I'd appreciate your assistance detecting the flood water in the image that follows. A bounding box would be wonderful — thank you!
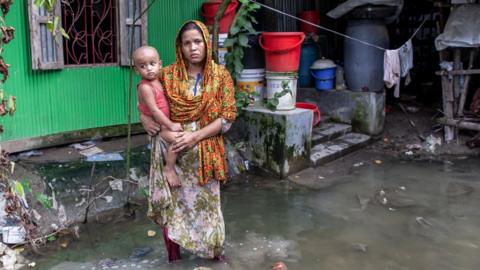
[28,156,480,270]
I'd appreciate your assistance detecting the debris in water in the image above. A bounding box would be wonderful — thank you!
[374,160,382,165]
[351,243,368,252]
[147,230,156,237]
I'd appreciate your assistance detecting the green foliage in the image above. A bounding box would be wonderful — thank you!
[47,235,57,242]
[265,80,293,111]
[36,193,52,209]
[34,0,69,39]
[224,0,260,115]
[224,0,260,79]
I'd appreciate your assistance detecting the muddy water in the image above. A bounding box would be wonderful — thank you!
[28,157,480,270]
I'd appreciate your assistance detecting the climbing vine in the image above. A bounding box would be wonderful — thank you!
[224,0,260,115]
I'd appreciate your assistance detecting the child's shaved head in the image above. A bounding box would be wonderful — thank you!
[133,46,160,65]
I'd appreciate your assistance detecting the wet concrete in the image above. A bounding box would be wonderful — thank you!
[25,156,480,270]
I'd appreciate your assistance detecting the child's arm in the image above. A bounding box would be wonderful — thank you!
[138,84,181,131]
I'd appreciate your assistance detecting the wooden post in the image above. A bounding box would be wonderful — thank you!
[452,48,462,115]
[212,0,232,64]
[457,49,477,116]
[441,74,455,142]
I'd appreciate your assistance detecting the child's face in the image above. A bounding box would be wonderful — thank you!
[134,49,162,81]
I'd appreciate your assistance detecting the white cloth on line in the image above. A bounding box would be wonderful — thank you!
[399,39,413,85]
[383,48,401,98]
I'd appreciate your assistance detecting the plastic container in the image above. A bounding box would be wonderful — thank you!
[266,72,298,110]
[311,58,337,91]
[259,32,305,72]
[2,226,26,244]
[298,39,319,87]
[237,68,265,106]
[202,0,239,33]
[242,33,265,69]
[298,11,320,34]
[296,102,321,126]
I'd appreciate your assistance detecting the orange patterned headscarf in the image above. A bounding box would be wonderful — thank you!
[159,20,237,185]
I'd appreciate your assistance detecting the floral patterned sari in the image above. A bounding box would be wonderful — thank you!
[147,20,236,259]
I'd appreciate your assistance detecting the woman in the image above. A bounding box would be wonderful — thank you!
[140,20,236,261]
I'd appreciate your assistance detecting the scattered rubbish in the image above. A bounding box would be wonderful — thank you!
[18,150,43,158]
[102,196,113,203]
[58,204,67,225]
[79,146,104,157]
[70,141,96,151]
[415,216,432,228]
[399,186,406,191]
[405,106,419,113]
[129,246,153,261]
[2,225,26,244]
[406,143,422,150]
[28,262,36,267]
[405,151,414,156]
[374,160,382,165]
[60,241,69,248]
[425,135,442,153]
[388,207,396,211]
[12,181,28,209]
[194,267,213,270]
[244,160,250,171]
[271,261,288,270]
[353,162,364,167]
[380,197,388,205]
[109,179,123,191]
[147,230,156,237]
[351,243,368,253]
[86,152,123,162]
[318,176,325,179]
[356,194,370,211]
[31,209,42,222]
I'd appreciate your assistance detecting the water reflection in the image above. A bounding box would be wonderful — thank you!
[29,158,480,270]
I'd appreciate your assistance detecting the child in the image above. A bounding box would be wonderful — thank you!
[133,46,182,187]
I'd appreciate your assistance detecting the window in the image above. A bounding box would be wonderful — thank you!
[27,0,148,70]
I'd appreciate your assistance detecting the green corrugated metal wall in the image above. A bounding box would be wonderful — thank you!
[0,0,205,142]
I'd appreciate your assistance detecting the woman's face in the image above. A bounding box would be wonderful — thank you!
[180,29,206,66]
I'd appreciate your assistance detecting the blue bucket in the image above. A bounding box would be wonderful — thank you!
[311,67,336,91]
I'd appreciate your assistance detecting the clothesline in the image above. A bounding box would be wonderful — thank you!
[248,0,428,51]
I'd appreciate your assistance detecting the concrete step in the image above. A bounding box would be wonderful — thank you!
[312,122,352,146]
[310,132,372,166]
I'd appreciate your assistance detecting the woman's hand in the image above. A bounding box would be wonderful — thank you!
[140,114,161,136]
[171,131,199,153]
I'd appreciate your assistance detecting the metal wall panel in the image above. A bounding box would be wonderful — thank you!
[1,0,204,142]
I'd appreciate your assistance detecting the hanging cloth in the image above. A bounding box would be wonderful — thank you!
[383,49,401,98]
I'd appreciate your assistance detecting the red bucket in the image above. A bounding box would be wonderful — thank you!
[259,32,305,72]
[296,102,321,126]
[298,10,320,34]
[202,0,239,33]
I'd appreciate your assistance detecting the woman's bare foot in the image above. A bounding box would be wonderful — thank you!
[271,261,287,270]
[164,166,181,187]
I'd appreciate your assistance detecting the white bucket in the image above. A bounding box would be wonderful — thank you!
[266,72,297,110]
[237,68,265,106]
[2,226,26,244]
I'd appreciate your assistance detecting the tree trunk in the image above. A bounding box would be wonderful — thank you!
[212,0,232,63]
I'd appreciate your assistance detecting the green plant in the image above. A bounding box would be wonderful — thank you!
[224,0,260,78]
[33,0,68,39]
[265,80,292,111]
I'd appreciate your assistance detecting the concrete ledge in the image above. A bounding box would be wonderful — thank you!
[298,88,385,135]
[1,124,146,153]
[242,107,313,178]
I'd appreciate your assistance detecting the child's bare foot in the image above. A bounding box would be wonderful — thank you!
[164,166,181,187]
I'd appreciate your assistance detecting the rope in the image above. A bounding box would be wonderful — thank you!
[249,0,429,52]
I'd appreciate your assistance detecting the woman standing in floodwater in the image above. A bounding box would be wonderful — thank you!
[140,20,236,261]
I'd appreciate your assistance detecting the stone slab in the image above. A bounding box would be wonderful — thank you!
[298,88,385,135]
[241,107,313,178]
[312,122,352,145]
[310,132,371,166]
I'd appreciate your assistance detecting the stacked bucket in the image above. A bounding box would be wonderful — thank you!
[260,32,305,110]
